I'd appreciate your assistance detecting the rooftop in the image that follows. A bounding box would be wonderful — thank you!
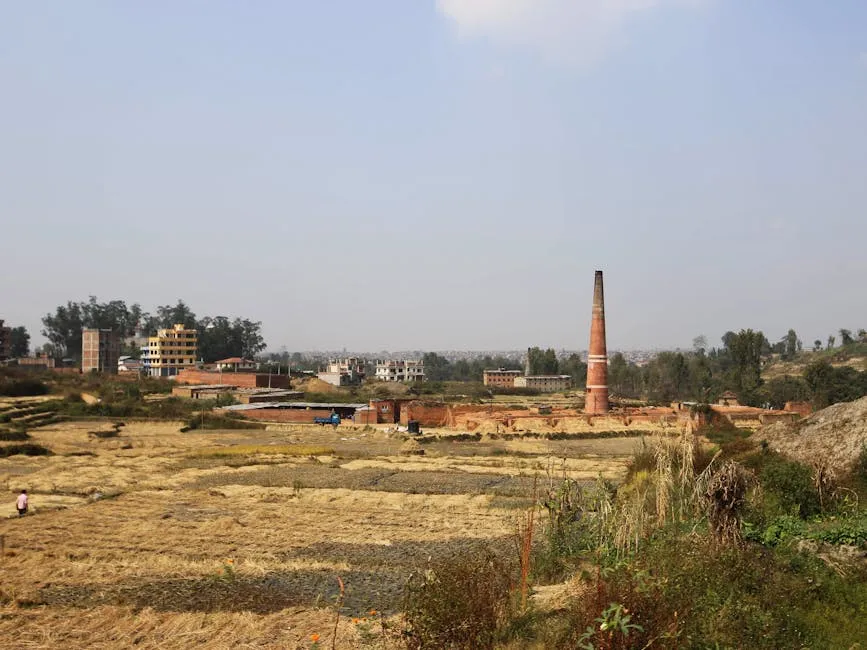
[221,401,367,411]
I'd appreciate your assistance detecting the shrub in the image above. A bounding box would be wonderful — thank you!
[401,549,516,649]
[761,458,821,518]
[0,443,52,457]
[0,379,49,397]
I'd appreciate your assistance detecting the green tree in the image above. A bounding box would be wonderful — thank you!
[155,300,197,330]
[9,326,30,357]
[41,301,85,359]
[813,339,822,352]
[527,347,558,375]
[197,316,266,362]
[608,352,640,399]
[721,329,767,405]
[782,329,800,360]
[560,353,587,387]
[803,361,867,409]
[839,329,855,346]
[42,297,143,360]
[762,376,810,409]
[421,352,452,381]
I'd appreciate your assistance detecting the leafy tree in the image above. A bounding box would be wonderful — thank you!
[858,329,867,344]
[839,329,855,346]
[198,316,265,362]
[42,297,265,363]
[608,352,640,399]
[155,300,197,330]
[42,297,143,360]
[827,335,835,350]
[560,353,587,387]
[803,360,867,409]
[41,301,84,359]
[643,352,690,403]
[813,339,822,352]
[9,326,30,357]
[782,329,800,360]
[422,352,452,382]
[721,329,767,405]
[762,376,810,410]
[527,347,559,375]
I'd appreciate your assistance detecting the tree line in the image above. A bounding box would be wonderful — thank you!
[609,329,867,409]
[39,297,266,363]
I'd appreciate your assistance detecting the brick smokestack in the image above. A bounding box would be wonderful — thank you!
[525,347,531,376]
[585,270,609,414]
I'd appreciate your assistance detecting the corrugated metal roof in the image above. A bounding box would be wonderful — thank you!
[221,402,367,411]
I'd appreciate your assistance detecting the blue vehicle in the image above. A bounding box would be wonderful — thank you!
[314,411,341,426]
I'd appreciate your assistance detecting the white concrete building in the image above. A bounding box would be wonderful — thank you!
[375,359,424,382]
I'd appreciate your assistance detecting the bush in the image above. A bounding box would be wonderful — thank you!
[401,549,517,649]
[761,458,821,518]
[0,379,49,397]
[0,443,52,457]
[557,531,819,650]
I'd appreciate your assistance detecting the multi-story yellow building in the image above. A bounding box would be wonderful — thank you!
[143,324,198,377]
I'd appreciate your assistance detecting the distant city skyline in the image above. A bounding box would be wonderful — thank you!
[2,2,865,352]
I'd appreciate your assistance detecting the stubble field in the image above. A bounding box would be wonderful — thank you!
[0,420,639,649]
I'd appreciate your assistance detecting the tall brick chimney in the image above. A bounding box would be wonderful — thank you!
[525,347,531,376]
[585,270,609,414]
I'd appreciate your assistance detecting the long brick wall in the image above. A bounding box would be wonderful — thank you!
[176,369,290,389]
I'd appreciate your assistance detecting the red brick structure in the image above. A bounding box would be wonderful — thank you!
[0,320,11,359]
[482,369,522,388]
[585,270,609,414]
[81,329,120,374]
[176,369,290,389]
[784,401,813,417]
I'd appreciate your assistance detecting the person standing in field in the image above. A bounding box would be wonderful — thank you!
[16,490,28,516]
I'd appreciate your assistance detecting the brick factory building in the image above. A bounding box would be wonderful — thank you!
[483,369,523,388]
[375,359,425,382]
[514,375,572,393]
[81,328,120,374]
[142,324,198,377]
[0,320,10,360]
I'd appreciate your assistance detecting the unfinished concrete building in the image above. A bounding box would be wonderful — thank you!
[0,320,10,360]
[585,270,610,414]
[81,328,120,374]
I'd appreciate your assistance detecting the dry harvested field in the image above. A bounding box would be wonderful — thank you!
[0,420,640,649]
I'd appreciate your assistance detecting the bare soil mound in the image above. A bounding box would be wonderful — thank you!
[757,395,867,472]
[298,377,339,393]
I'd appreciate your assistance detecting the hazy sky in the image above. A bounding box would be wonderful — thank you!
[2,1,866,352]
